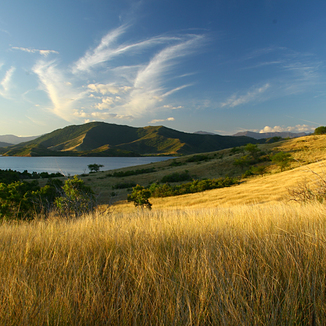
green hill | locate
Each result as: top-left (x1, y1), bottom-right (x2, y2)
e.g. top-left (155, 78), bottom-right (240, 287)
top-left (1, 122), bottom-right (263, 157)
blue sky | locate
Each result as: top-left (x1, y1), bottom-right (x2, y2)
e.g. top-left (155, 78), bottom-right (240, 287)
top-left (0, 0), bottom-right (325, 136)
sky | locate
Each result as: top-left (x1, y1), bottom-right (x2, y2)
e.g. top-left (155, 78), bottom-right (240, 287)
top-left (0, 0), bottom-right (326, 136)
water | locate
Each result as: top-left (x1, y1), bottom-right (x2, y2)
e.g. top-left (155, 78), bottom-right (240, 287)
top-left (0, 156), bottom-right (173, 176)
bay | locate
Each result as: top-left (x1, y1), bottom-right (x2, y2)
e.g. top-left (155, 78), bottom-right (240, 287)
top-left (0, 156), bottom-right (173, 176)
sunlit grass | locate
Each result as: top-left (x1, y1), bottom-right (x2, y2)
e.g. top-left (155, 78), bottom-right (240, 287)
top-left (1, 203), bottom-right (326, 324)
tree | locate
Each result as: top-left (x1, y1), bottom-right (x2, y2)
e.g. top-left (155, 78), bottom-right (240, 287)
top-left (244, 143), bottom-right (260, 160)
top-left (54, 176), bottom-right (96, 217)
top-left (233, 155), bottom-right (250, 171)
top-left (272, 152), bottom-right (292, 171)
top-left (127, 185), bottom-right (152, 209)
top-left (314, 126), bottom-right (326, 135)
top-left (88, 164), bottom-right (104, 173)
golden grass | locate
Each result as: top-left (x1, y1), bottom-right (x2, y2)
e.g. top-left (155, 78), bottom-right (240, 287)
top-left (1, 203), bottom-right (326, 324)
top-left (113, 159), bottom-right (326, 212)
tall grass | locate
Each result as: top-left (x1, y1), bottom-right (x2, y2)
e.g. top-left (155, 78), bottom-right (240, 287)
top-left (1, 204), bottom-right (326, 325)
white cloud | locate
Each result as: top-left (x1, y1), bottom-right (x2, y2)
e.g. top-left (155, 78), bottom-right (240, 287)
top-left (88, 83), bottom-right (131, 95)
top-left (33, 60), bottom-right (88, 121)
top-left (221, 83), bottom-right (270, 108)
top-left (72, 25), bottom-right (182, 74)
top-left (0, 66), bottom-right (15, 98)
top-left (122, 34), bottom-right (204, 117)
top-left (12, 46), bottom-right (59, 56)
top-left (149, 117), bottom-right (175, 123)
top-left (30, 24), bottom-right (205, 123)
top-left (259, 124), bottom-right (314, 133)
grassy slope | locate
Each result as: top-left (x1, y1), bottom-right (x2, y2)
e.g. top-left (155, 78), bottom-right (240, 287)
top-left (83, 134), bottom-right (326, 210)
top-left (2, 135), bottom-right (326, 324)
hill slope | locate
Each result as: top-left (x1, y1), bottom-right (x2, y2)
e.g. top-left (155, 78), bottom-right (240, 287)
top-left (1, 122), bottom-right (262, 157)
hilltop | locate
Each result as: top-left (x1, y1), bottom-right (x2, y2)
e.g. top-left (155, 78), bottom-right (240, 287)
top-left (0, 121), bottom-right (264, 157)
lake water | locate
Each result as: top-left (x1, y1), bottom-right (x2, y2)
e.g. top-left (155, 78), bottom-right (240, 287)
top-left (0, 156), bottom-right (173, 176)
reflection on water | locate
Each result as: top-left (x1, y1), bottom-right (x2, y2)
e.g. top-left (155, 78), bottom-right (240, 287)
top-left (0, 156), bottom-right (173, 176)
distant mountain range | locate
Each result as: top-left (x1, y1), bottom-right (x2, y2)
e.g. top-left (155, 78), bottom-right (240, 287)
top-left (232, 131), bottom-right (308, 139)
top-left (0, 122), bottom-right (264, 157)
top-left (0, 134), bottom-right (40, 147)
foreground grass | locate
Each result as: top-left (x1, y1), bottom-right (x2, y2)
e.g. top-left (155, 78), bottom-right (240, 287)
top-left (1, 203), bottom-right (326, 325)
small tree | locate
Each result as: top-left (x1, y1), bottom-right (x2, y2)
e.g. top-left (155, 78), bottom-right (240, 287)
top-left (244, 143), bottom-right (260, 160)
top-left (127, 185), bottom-right (152, 209)
top-left (233, 155), bottom-right (250, 171)
top-left (88, 164), bottom-right (104, 173)
top-left (272, 152), bottom-right (292, 171)
top-left (54, 176), bottom-right (96, 217)
top-left (314, 126), bottom-right (326, 135)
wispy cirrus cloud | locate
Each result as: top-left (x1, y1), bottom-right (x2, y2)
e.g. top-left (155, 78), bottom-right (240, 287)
top-left (33, 60), bottom-right (88, 121)
top-left (31, 24), bottom-right (205, 123)
top-left (0, 66), bottom-right (15, 98)
top-left (12, 46), bottom-right (59, 56)
top-left (221, 83), bottom-right (270, 108)
top-left (72, 25), bottom-right (183, 74)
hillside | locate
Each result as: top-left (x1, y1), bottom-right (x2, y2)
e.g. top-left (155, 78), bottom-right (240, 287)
top-left (0, 141), bottom-right (12, 148)
top-left (0, 121), bottom-right (262, 157)
top-left (65, 133), bottom-right (326, 208)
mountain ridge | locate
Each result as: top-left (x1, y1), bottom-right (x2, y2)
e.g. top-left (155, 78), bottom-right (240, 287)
top-left (233, 131), bottom-right (308, 139)
top-left (0, 122), bottom-right (264, 157)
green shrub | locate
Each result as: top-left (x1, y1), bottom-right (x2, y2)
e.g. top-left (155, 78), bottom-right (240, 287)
top-left (113, 182), bottom-right (137, 189)
top-left (54, 176), bottom-right (96, 218)
top-left (314, 126), bottom-right (326, 135)
top-left (127, 185), bottom-right (152, 209)
top-left (272, 152), bottom-right (292, 171)
top-left (161, 171), bottom-right (192, 183)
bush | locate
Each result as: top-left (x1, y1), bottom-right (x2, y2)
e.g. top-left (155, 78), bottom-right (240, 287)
top-left (106, 167), bottom-right (156, 178)
top-left (160, 171), bottom-right (192, 183)
top-left (113, 181), bottom-right (137, 189)
top-left (149, 177), bottom-right (238, 198)
top-left (314, 126), bottom-right (326, 135)
top-left (272, 152), bottom-right (292, 171)
top-left (288, 168), bottom-right (326, 203)
top-left (186, 154), bottom-right (211, 163)
top-left (54, 176), bottom-right (96, 218)
top-left (127, 185), bottom-right (152, 209)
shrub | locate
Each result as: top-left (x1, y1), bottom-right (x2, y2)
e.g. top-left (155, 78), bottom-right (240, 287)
top-left (88, 164), bottom-right (104, 173)
top-left (54, 176), bottom-right (96, 217)
top-left (314, 126), bottom-right (326, 135)
top-left (127, 185), bottom-right (152, 209)
top-left (186, 154), bottom-right (211, 163)
top-left (160, 171), bottom-right (192, 183)
top-left (272, 152), bottom-right (292, 171)
top-left (113, 182), bottom-right (137, 189)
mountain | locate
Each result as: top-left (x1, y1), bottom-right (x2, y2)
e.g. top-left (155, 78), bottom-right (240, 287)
top-left (0, 134), bottom-right (40, 145)
top-left (0, 122), bottom-right (263, 157)
top-left (0, 141), bottom-right (13, 148)
top-left (193, 131), bottom-right (216, 135)
top-left (233, 131), bottom-right (308, 139)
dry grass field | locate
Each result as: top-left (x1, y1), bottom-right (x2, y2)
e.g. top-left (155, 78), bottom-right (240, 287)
top-left (2, 134), bottom-right (326, 324)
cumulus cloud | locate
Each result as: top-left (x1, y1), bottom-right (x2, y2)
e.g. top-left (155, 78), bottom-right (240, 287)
top-left (149, 117), bottom-right (175, 123)
top-left (259, 124), bottom-right (314, 133)
top-left (88, 83), bottom-right (131, 95)
top-left (221, 83), bottom-right (270, 108)
top-left (12, 46), bottom-right (59, 56)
